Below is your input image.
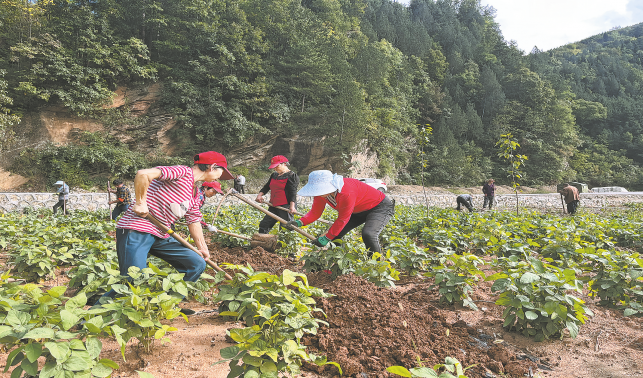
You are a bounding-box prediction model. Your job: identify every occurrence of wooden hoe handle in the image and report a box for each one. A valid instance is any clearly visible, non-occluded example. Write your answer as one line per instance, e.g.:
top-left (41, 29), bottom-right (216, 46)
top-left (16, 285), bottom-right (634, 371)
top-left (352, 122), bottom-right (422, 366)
top-left (265, 202), bottom-right (333, 225)
top-left (231, 192), bottom-right (317, 240)
top-left (144, 214), bottom-right (233, 280)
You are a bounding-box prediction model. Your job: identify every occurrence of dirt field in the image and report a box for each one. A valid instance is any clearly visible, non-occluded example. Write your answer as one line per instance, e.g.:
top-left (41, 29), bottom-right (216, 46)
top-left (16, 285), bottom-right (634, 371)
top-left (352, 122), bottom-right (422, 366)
top-left (0, 243), bottom-right (640, 378)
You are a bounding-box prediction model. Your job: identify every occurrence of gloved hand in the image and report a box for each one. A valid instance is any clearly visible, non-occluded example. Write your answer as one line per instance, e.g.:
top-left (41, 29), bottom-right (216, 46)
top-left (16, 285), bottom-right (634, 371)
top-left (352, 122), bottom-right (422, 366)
top-left (312, 235), bottom-right (330, 247)
top-left (284, 220), bottom-right (303, 230)
top-left (206, 224), bottom-right (218, 233)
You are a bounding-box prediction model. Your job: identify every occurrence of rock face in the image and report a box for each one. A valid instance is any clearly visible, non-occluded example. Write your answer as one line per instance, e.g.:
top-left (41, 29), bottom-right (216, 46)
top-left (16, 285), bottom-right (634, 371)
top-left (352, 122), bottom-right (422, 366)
top-left (1, 83), bottom-right (352, 181)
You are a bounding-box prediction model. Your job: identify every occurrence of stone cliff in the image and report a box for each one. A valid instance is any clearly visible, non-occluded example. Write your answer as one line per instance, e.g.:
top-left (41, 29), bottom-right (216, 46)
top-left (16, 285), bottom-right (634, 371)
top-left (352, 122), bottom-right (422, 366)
top-left (1, 83), bottom-right (380, 189)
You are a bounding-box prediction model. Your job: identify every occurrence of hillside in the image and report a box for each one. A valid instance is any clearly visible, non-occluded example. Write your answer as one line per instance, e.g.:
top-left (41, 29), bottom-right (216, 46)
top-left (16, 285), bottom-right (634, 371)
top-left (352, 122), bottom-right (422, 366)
top-left (0, 0), bottom-right (642, 190)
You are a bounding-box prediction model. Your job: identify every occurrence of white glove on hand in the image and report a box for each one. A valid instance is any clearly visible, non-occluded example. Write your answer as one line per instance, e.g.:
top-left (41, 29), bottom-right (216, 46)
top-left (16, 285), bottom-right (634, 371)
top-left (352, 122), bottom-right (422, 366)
top-left (206, 224), bottom-right (218, 233)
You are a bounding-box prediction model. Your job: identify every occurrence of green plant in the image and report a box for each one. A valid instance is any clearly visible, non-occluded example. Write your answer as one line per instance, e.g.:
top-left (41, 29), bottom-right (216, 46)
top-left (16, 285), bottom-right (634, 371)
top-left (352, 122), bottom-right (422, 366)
top-left (214, 265), bottom-right (341, 377)
top-left (488, 257), bottom-right (593, 341)
top-left (387, 356), bottom-right (474, 378)
top-left (425, 251), bottom-right (485, 310)
top-left (496, 133), bottom-right (528, 215)
top-left (301, 239), bottom-right (399, 287)
top-left (99, 265), bottom-right (202, 357)
top-left (0, 274), bottom-right (119, 377)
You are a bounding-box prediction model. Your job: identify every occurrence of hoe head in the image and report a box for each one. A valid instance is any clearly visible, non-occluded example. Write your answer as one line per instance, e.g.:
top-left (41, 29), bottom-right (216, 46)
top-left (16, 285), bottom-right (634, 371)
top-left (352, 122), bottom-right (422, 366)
top-left (250, 233), bottom-right (279, 252)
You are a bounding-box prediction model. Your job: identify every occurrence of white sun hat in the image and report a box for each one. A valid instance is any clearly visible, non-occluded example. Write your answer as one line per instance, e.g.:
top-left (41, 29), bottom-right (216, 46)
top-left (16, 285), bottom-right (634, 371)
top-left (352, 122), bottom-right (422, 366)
top-left (298, 170), bottom-right (345, 197)
top-left (54, 181), bottom-right (65, 185)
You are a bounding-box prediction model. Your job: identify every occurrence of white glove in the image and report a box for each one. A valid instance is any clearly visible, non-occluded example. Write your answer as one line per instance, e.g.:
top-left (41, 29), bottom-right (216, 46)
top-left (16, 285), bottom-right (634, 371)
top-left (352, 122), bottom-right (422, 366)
top-left (206, 224), bottom-right (218, 233)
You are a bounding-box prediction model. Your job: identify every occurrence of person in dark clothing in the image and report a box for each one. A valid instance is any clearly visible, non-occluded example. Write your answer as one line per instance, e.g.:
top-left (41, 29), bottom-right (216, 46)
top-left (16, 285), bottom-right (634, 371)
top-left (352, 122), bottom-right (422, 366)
top-left (108, 179), bottom-right (132, 220)
top-left (255, 155), bottom-right (299, 233)
top-left (482, 179), bottom-right (495, 209)
top-left (53, 181), bottom-right (69, 215)
top-left (286, 170), bottom-right (395, 257)
top-left (456, 194), bottom-right (474, 212)
top-left (559, 183), bottom-right (580, 215)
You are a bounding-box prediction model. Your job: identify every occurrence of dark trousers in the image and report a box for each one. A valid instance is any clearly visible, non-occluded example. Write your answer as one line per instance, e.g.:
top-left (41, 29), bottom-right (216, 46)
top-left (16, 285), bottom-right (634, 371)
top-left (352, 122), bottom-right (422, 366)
top-left (483, 195), bottom-right (494, 209)
top-left (332, 196), bottom-right (395, 255)
top-left (53, 200), bottom-right (67, 215)
top-left (456, 197), bottom-right (473, 212)
top-left (567, 200), bottom-right (580, 215)
top-left (111, 204), bottom-right (129, 220)
top-left (258, 206), bottom-right (294, 233)
top-left (238, 185), bottom-right (245, 194)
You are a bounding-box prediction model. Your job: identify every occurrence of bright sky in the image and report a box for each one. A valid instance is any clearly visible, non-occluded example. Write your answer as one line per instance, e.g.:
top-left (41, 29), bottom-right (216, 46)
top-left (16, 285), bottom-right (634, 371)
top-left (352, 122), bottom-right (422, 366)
top-left (479, 0), bottom-right (643, 52)
top-left (397, 0), bottom-right (643, 52)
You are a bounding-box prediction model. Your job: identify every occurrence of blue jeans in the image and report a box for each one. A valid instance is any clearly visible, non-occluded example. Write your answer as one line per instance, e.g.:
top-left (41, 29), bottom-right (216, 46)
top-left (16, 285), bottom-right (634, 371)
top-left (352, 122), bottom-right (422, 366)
top-left (95, 228), bottom-right (206, 304)
top-left (111, 204), bottom-right (129, 220)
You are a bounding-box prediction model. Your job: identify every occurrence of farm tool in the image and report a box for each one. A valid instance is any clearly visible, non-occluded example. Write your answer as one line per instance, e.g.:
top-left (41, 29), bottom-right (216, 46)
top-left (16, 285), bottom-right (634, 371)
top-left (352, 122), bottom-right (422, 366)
top-left (229, 190), bottom-right (317, 241)
top-left (263, 201), bottom-right (333, 225)
top-left (144, 213), bottom-right (232, 280)
top-left (204, 224), bottom-right (279, 253)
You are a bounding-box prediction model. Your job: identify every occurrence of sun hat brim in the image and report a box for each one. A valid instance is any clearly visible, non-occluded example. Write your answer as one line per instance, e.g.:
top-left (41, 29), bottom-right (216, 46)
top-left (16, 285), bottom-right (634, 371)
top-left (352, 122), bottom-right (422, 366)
top-left (297, 181), bottom-right (337, 197)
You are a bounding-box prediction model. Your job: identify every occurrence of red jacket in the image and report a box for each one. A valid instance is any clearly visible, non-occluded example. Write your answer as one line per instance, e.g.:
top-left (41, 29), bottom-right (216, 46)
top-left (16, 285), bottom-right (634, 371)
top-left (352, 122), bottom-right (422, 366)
top-left (300, 178), bottom-right (385, 239)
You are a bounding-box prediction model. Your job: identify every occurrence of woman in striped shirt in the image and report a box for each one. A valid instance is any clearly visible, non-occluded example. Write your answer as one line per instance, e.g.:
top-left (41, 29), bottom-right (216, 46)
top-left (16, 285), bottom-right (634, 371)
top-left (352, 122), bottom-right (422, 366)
top-left (95, 151), bottom-right (233, 308)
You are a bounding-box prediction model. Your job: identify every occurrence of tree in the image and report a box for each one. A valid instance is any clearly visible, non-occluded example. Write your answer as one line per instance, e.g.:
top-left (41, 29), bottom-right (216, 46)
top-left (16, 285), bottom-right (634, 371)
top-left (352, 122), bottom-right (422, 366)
top-left (496, 133), bottom-right (527, 215)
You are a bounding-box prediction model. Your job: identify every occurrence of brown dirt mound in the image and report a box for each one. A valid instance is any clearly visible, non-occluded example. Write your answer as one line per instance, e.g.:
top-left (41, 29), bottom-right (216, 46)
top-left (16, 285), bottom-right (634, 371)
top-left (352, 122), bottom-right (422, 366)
top-left (301, 274), bottom-right (534, 378)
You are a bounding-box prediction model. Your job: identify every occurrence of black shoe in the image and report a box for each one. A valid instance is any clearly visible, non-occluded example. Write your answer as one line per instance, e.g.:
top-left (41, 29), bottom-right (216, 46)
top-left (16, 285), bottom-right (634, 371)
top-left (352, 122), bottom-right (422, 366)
top-left (180, 308), bottom-right (196, 315)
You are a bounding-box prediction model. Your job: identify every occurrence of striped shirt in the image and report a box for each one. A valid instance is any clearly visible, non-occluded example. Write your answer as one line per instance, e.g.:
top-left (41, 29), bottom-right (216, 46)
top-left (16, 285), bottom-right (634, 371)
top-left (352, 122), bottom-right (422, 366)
top-left (116, 166), bottom-right (202, 238)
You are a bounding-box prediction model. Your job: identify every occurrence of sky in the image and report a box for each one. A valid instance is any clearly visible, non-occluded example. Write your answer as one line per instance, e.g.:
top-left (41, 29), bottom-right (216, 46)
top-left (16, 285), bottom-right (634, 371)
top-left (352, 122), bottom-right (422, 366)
top-left (398, 0), bottom-right (643, 52)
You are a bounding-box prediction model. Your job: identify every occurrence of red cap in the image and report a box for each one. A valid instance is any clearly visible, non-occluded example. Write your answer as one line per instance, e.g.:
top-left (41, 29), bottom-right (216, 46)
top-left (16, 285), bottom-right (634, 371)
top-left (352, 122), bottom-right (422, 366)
top-left (202, 181), bottom-right (223, 194)
top-left (193, 151), bottom-right (234, 180)
top-left (268, 155), bottom-right (289, 169)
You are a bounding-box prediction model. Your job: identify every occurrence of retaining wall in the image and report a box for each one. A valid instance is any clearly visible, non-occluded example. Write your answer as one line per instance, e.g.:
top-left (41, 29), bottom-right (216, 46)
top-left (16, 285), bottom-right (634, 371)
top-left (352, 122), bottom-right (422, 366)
top-left (2, 191), bottom-right (643, 213)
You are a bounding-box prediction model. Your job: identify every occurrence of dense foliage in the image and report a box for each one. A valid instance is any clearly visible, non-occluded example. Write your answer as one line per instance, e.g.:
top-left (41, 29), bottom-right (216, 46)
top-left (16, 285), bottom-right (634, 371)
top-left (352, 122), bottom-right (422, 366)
top-left (1, 0), bottom-right (643, 188)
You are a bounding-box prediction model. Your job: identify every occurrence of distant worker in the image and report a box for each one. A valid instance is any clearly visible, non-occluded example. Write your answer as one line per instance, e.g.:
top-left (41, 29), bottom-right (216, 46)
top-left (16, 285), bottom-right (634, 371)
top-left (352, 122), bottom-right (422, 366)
top-left (198, 181), bottom-right (223, 232)
top-left (53, 180), bottom-right (69, 215)
top-left (108, 179), bottom-right (132, 220)
top-left (482, 179), bottom-right (495, 210)
top-left (236, 174), bottom-right (246, 194)
top-left (559, 183), bottom-right (580, 215)
top-left (95, 151), bottom-right (234, 309)
top-left (456, 194), bottom-right (474, 212)
top-left (287, 170), bottom-right (395, 257)
top-left (255, 155), bottom-right (299, 234)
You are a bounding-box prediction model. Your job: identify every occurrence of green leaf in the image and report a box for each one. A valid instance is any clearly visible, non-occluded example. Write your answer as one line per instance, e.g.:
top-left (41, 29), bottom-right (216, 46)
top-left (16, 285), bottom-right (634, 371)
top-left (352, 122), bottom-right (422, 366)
top-left (282, 270), bottom-right (297, 286)
top-left (220, 346), bottom-right (239, 359)
top-left (624, 308), bottom-right (638, 317)
top-left (24, 343), bottom-right (42, 363)
top-left (21, 357), bottom-right (38, 376)
top-left (386, 366), bottom-right (413, 377)
top-left (24, 327), bottom-right (55, 340)
top-left (525, 311), bottom-right (538, 320)
top-left (86, 338), bottom-right (102, 359)
top-left (410, 367), bottom-right (439, 377)
top-left (260, 361), bottom-right (277, 373)
top-left (520, 272), bottom-right (540, 284)
top-left (136, 372), bottom-right (155, 378)
top-left (91, 362), bottom-right (114, 378)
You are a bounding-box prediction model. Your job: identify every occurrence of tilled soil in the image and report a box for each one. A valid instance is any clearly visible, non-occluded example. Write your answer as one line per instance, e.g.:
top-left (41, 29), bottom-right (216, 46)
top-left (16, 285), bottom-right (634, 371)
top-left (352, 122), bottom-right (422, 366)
top-left (1, 243), bottom-right (643, 377)
top-left (301, 274), bottom-right (535, 378)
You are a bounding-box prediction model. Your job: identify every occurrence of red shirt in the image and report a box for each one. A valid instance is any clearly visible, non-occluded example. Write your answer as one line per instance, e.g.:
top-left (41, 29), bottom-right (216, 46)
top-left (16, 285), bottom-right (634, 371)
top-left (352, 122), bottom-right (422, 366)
top-left (117, 166), bottom-right (203, 238)
top-left (299, 178), bottom-right (385, 239)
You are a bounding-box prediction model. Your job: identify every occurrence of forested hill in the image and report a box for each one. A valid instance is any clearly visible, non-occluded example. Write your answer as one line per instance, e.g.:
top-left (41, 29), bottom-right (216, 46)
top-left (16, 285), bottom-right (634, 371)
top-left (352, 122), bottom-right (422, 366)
top-left (0, 0), bottom-right (642, 189)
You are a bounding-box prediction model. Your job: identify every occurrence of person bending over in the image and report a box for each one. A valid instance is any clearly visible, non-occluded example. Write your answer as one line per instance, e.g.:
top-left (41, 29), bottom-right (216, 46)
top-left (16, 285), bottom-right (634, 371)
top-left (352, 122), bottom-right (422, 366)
top-left (95, 151), bottom-right (234, 308)
top-left (287, 170), bottom-right (395, 257)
